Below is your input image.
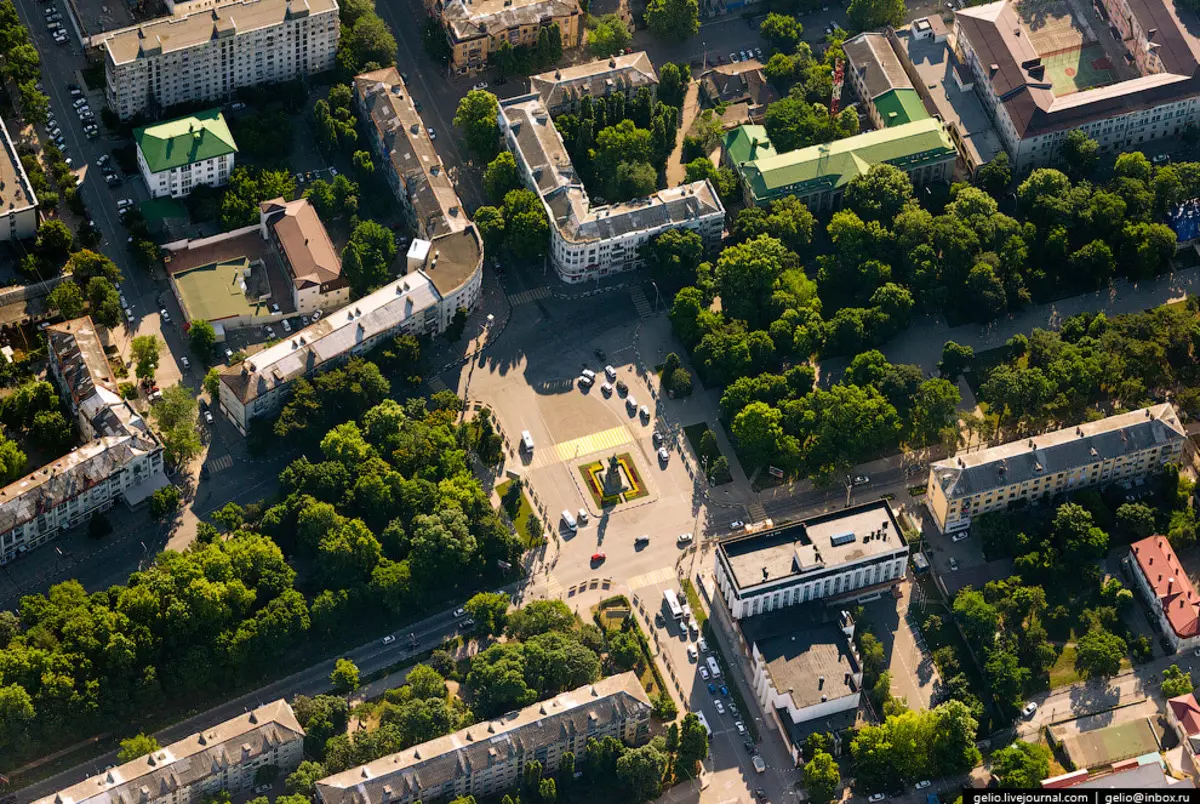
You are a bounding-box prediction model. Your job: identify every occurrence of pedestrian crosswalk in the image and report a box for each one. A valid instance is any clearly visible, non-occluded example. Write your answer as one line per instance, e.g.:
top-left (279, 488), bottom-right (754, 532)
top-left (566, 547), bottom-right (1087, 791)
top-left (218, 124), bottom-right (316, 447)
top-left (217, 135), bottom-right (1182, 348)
top-left (208, 454), bottom-right (234, 474)
top-left (427, 376), bottom-right (449, 394)
top-left (508, 287), bottom-right (551, 306)
top-left (553, 425), bottom-right (634, 463)
top-left (630, 287), bottom-right (652, 318)
top-left (626, 565), bottom-right (677, 591)
top-left (747, 501), bottom-right (767, 522)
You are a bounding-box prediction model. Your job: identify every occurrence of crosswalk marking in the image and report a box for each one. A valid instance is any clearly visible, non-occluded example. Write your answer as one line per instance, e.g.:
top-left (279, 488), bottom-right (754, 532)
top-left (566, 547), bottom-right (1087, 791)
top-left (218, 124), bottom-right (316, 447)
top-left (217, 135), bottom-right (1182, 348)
top-left (553, 425), bottom-right (634, 463)
top-left (630, 287), bottom-right (652, 318)
top-left (748, 501), bottom-right (767, 521)
top-left (508, 287), bottom-right (551, 305)
top-left (626, 565), bottom-right (677, 590)
top-left (427, 376), bottom-right (449, 394)
top-left (207, 454), bottom-right (234, 474)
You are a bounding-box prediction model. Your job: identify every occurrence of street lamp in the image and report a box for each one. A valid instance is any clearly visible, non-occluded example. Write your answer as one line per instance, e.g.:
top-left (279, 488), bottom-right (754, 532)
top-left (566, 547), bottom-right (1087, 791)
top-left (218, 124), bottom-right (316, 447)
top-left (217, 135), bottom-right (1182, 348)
top-left (650, 280), bottom-right (663, 313)
top-left (702, 41), bottom-right (708, 70)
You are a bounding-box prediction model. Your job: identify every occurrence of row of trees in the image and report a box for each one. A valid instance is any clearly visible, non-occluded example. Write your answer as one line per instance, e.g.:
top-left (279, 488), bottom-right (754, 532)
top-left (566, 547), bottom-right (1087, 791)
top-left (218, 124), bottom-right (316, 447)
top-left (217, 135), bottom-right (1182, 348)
top-left (849, 701), bottom-right (981, 793)
top-left (45, 250), bottom-right (125, 329)
top-left (334, 0), bottom-right (397, 77)
top-left (0, 0), bottom-right (51, 129)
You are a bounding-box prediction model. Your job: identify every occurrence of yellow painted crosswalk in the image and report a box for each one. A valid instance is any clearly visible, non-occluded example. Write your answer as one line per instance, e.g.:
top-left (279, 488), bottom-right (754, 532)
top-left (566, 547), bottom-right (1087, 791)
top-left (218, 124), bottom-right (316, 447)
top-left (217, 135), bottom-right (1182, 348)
top-left (626, 565), bottom-right (677, 590)
top-left (554, 425), bottom-right (634, 463)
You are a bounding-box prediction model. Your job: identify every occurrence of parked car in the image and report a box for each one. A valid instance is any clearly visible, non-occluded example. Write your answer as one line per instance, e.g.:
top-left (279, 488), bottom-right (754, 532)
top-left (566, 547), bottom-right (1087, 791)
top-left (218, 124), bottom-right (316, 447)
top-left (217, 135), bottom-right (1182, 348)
top-left (658, 447), bottom-right (669, 463)
top-left (1022, 701), bottom-right (1038, 717)
top-left (590, 552), bottom-right (606, 563)
top-left (634, 534), bottom-right (649, 547)
top-left (951, 531), bottom-right (969, 542)
top-left (382, 634), bottom-right (397, 645)
top-left (473, 81), bottom-right (489, 90)
top-left (700, 666), bottom-right (709, 680)
top-left (734, 721), bottom-right (746, 735)
top-left (180, 355), bottom-right (190, 369)
top-left (948, 557), bottom-right (959, 571)
top-left (160, 308), bottom-right (170, 323)
top-left (677, 532), bottom-right (693, 544)
top-left (730, 520), bottom-right (745, 530)
top-left (427, 127), bottom-right (436, 140)
top-left (714, 700), bottom-right (725, 714)
top-left (868, 794), bottom-right (887, 803)
top-left (204, 411), bottom-right (214, 425)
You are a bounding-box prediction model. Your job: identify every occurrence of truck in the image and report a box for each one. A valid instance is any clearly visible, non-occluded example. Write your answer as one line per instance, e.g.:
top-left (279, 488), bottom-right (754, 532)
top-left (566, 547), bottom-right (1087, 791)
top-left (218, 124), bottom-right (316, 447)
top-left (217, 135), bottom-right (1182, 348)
top-left (752, 755), bottom-right (766, 773)
top-left (707, 656), bottom-right (722, 678)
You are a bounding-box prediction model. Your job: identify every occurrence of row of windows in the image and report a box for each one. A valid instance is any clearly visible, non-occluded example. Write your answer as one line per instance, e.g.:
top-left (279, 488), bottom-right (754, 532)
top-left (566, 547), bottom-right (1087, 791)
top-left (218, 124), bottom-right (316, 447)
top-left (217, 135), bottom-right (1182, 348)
top-left (736, 559), bottom-right (904, 617)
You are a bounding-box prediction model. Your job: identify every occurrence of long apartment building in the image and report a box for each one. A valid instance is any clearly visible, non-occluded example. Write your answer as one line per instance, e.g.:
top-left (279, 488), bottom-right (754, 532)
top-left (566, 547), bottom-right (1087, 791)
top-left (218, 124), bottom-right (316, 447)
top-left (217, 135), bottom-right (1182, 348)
top-left (529, 52), bottom-right (658, 115)
top-left (352, 67), bottom-right (483, 325)
top-left (426, 0), bottom-right (582, 75)
top-left (1128, 534), bottom-right (1200, 653)
top-left (1, 317), bottom-right (166, 566)
top-left (713, 500), bottom-right (910, 621)
top-left (34, 701), bottom-right (305, 804)
top-left (500, 93), bottom-right (725, 283)
top-left (953, 0), bottom-right (1200, 170)
top-left (92, 0), bottom-right (340, 120)
top-left (315, 674), bottom-right (651, 804)
top-left (0, 115), bottom-right (38, 241)
top-left (927, 404), bottom-right (1187, 533)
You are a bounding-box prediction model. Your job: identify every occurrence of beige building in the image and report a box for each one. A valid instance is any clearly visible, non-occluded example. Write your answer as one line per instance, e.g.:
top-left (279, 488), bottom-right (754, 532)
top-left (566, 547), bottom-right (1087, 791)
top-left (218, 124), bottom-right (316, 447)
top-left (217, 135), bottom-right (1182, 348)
top-left (530, 52), bottom-right (658, 115)
top-left (0, 115), bottom-right (39, 241)
top-left (260, 197), bottom-right (348, 315)
top-left (92, 0), bottom-right (340, 120)
top-left (34, 701), bottom-right (305, 804)
top-left (426, 0), bottom-right (582, 75)
top-left (315, 674), bottom-right (651, 804)
top-left (927, 404), bottom-right (1186, 533)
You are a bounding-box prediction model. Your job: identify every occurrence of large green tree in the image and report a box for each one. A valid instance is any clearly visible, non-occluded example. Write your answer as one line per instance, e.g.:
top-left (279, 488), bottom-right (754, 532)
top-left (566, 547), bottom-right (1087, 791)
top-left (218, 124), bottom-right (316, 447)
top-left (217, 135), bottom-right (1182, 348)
top-left (644, 0), bottom-right (698, 40)
top-left (454, 90), bottom-right (502, 160)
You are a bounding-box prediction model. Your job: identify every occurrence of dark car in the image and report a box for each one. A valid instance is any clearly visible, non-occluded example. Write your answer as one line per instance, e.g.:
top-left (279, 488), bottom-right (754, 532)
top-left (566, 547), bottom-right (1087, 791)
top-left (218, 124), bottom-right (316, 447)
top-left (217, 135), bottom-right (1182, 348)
top-left (743, 738), bottom-right (756, 753)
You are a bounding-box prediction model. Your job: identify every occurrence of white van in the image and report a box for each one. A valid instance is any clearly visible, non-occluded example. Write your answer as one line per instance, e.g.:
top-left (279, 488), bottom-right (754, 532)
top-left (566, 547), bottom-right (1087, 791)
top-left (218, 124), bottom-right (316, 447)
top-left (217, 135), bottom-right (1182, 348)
top-left (707, 656), bottom-right (721, 678)
top-left (561, 509), bottom-right (578, 531)
top-left (521, 430), bottom-right (534, 452)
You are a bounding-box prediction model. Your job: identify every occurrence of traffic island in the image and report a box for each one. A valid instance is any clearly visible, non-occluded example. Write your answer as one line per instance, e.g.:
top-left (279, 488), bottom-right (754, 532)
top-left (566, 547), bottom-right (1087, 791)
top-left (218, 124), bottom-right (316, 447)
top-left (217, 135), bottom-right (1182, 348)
top-left (579, 452), bottom-right (649, 507)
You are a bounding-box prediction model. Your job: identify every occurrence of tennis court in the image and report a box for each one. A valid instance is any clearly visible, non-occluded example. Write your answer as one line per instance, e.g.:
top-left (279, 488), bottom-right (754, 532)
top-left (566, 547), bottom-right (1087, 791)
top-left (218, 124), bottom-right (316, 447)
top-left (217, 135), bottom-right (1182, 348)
top-left (1043, 43), bottom-right (1119, 94)
top-left (1054, 718), bottom-right (1161, 769)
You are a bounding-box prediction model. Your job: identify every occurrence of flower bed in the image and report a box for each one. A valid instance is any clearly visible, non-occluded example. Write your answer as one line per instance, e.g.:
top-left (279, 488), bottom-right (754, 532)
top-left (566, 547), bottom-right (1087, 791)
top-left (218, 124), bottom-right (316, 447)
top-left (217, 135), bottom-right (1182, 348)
top-left (578, 452), bottom-right (648, 507)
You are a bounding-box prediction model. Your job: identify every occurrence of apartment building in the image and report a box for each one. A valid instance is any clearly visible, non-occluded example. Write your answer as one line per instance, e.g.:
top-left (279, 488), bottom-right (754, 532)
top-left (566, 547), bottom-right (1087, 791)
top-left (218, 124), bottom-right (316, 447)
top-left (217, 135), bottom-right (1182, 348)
top-left (352, 67), bottom-right (483, 328)
top-left (315, 674), bottom-right (651, 804)
top-left (93, 0), bottom-right (340, 120)
top-left (428, 0), bottom-right (582, 75)
top-left (927, 404), bottom-right (1187, 533)
top-left (0, 318), bottom-right (166, 566)
top-left (500, 93), bottom-right (725, 283)
top-left (953, 0), bottom-right (1200, 170)
top-left (34, 701), bottom-right (305, 804)
top-left (218, 270), bottom-right (443, 433)
top-left (843, 33), bottom-right (929, 130)
top-left (530, 52), bottom-right (658, 115)
top-left (260, 197), bottom-right (348, 315)
top-left (1129, 535), bottom-right (1200, 653)
top-left (713, 500), bottom-right (909, 621)
top-left (135, 109), bottom-right (238, 199)
top-left (698, 60), bottom-right (777, 122)
top-left (0, 115), bottom-right (38, 241)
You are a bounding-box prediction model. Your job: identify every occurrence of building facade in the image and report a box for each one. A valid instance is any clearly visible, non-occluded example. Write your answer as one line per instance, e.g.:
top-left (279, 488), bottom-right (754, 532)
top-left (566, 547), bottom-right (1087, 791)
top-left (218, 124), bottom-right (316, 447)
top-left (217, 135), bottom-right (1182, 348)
top-left (0, 115), bottom-right (38, 241)
top-left (135, 109), bottom-right (238, 199)
top-left (34, 701), bottom-right (305, 804)
top-left (927, 404), bottom-right (1187, 533)
top-left (93, 0), bottom-right (340, 120)
top-left (530, 52), bottom-right (658, 115)
top-left (259, 197), bottom-right (348, 314)
top-left (427, 0), bottom-right (582, 75)
top-left (315, 674), bottom-right (651, 804)
top-left (713, 501), bottom-right (909, 621)
top-left (1129, 535), bottom-right (1200, 653)
top-left (843, 32), bottom-right (929, 130)
top-left (500, 93), bottom-right (725, 283)
top-left (698, 60), bottom-right (777, 122)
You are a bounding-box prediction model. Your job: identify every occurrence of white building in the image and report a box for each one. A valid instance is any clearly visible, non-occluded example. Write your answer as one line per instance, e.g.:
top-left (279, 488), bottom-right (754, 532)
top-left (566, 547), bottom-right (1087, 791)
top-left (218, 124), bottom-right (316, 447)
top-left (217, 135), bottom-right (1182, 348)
top-left (0, 318), bottom-right (167, 567)
top-left (218, 270), bottom-right (443, 434)
top-left (259, 197), bottom-right (348, 315)
top-left (135, 110), bottom-right (237, 199)
top-left (927, 404), bottom-right (1187, 533)
top-left (1129, 534), bottom-right (1200, 654)
top-left (713, 500), bottom-right (909, 621)
top-left (316, 674), bottom-right (651, 804)
top-left (92, 0), bottom-right (340, 120)
top-left (499, 93), bottom-right (725, 284)
top-left (33, 701), bottom-right (305, 804)
top-left (0, 115), bottom-right (38, 241)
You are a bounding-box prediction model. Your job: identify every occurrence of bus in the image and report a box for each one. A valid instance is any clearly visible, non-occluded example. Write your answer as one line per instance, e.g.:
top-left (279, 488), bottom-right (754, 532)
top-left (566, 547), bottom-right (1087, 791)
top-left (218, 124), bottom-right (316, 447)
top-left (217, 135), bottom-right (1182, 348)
top-left (664, 589), bottom-right (683, 620)
top-left (694, 710), bottom-right (712, 737)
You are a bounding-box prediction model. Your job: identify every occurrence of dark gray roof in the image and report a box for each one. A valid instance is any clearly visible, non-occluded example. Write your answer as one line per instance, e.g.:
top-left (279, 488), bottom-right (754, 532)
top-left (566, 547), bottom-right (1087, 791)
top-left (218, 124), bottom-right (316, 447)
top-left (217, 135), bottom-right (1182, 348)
top-left (932, 404), bottom-right (1186, 500)
top-left (740, 609), bottom-right (859, 710)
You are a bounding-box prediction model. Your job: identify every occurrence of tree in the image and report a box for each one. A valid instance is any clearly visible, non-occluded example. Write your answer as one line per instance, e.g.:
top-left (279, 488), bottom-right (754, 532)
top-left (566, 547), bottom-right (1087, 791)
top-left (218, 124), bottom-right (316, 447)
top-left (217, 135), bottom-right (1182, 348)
top-left (844, 164), bottom-right (914, 225)
top-left (86, 277), bottom-right (123, 328)
top-left (644, 0), bottom-right (698, 41)
top-left (331, 658), bottom-right (360, 693)
top-left (715, 234), bottom-right (789, 326)
top-left (732, 401), bottom-right (783, 468)
top-left (847, 0), bottom-right (904, 29)
top-left (68, 249), bottom-right (123, 285)
top-left (465, 591), bottom-right (510, 635)
top-left (1074, 627), bottom-right (1126, 679)
top-left (484, 151), bottom-right (522, 202)
top-left (615, 743), bottom-right (667, 803)
top-left (47, 281), bottom-right (84, 319)
top-left (977, 152), bottom-right (1011, 195)
top-left (677, 712), bottom-right (709, 769)
top-left (761, 12), bottom-right (802, 52)
top-left (204, 368), bottom-right (221, 398)
top-left (422, 17), bottom-right (452, 65)
top-left (804, 750), bottom-right (840, 804)
top-left (650, 691), bottom-right (677, 720)
top-left (939, 341), bottom-right (974, 379)
top-left (149, 485), bottom-right (182, 519)
top-left (189, 319), bottom-right (217, 359)
top-left (117, 733), bottom-right (161, 762)
top-left (1163, 663), bottom-right (1194, 698)
top-left (507, 599), bottom-right (575, 639)
top-left (589, 14), bottom-right (632, 57)
top-left (18, 81), bottom-right (49, 127)
top-left (454, 90), bottom-right (501, 160)
top-left (1116, 502), bottom-right (1157, 540)
top-left (339, 14), bottom-right (397, 74)
top-left (36, 219), bottom-right (73, 261)
top-left (644, 228), bottom-right (704, 289)
top-left (1060, 129), bottom-right (1099, 177)
top-left (992, 741), bottom-right (1051, 788)
top-left (1052, 503), bottom-right (1109, 562)
top-left (132, 335), bottom-right (161, 381)
top-left (151, 386), bottom-right (203, 465)
top-left (32, 410), bottom-right (73, 452)
top-left (344, 220), bottom-right (398, 295)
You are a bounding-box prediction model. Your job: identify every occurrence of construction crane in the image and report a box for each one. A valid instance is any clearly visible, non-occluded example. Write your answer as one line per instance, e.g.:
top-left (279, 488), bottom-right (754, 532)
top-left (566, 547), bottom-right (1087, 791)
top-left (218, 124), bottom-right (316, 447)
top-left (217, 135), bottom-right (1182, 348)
top-left (830, 58), bottom-right (846, 116)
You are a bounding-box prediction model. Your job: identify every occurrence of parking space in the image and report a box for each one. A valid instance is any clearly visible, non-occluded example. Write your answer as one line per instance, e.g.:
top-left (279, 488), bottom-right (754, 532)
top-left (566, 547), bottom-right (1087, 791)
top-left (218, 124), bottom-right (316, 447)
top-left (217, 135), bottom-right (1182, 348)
top-left (862, 580), bottom-right (940, 710)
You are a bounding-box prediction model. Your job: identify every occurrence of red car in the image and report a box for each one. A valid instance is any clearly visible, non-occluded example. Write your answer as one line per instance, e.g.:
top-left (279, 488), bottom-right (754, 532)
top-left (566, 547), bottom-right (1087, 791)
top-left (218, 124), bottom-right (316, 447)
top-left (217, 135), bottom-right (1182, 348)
top-left (591, 552), bottom-right (606, 563)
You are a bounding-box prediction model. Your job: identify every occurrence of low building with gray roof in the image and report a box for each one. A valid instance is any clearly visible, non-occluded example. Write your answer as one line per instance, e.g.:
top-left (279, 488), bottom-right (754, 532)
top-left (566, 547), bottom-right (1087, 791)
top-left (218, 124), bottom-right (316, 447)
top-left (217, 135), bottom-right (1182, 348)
top-left (927, 403), bottom-right (1186, 533)
top-left (316, 673), bottom-right (650, 804)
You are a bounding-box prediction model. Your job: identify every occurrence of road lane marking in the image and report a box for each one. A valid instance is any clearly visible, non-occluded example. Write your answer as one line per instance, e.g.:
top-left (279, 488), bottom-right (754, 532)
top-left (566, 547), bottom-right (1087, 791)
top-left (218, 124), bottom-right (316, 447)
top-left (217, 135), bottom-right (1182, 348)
top-left (528, 425), bottom-right (635, 468)
top-left (626, 565), bottom-right (677, 590)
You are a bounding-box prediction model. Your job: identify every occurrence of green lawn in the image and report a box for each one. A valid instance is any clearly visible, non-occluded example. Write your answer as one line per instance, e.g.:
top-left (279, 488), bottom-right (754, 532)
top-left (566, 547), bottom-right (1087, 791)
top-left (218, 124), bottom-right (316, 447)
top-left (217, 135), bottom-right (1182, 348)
top-left (495, 480), bottom-right (538, 548)
top-left (1049, 645), bottom-right (1082, 688)
top-left (680, 579), bottom-right (707, 628)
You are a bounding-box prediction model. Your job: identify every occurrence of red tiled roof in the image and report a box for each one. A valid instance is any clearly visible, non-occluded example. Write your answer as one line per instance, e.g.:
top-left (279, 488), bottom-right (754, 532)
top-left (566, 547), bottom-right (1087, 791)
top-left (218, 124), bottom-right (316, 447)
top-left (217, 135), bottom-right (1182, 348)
top-left (1131, 535), bottom-right (1200, 639)
top-left (1170, 693), bottom-right (1200, 736)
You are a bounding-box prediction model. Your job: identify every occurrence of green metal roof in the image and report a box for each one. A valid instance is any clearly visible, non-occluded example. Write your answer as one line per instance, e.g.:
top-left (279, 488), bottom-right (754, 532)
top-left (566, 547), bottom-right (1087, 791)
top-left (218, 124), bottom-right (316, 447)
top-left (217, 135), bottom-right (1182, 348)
top-left (723, 124), bottom-right (778, 166)
top-left (872, 88), bottom-right (929, 128)
top-left (736, 118), bottom-right (956, 204)
top-left (134, 109), bottom-right (237, 174)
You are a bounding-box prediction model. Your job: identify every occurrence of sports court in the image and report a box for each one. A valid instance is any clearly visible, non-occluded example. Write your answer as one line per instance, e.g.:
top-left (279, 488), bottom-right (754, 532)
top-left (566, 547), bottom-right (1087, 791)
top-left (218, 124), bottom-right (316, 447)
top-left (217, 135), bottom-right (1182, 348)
top-left (1043, 44), bottom-right (1119, 93)
top-left (1052, 718), bottom-right (1161, 769)
top-left (1014, 0), bottom-right (1135, 95)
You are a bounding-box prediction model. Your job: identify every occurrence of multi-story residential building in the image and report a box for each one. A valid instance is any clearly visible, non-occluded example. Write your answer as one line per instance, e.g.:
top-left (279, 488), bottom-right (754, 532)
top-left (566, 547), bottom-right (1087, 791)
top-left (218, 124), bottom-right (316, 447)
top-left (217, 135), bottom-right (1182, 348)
top-left (927, 404), bottom-right (1187, 533)
top-left (1168, 693), bottom-right (1200, 769)
top-left (843, 32), bottom-right (930, 130)
top-left (0, 115), bottom-right (38, 241)
top-left (260, 197), bottom-right (348, 315)
top-left (34, 701), bottom-right (305, 804)
top-left (530, 52), bottom-right (658, 115)
top-left (218, 270), bottom-right (443, 434)
top-left (135, 109), bottom-right (237, 199)
top-left (713, 500), bottom-right (909, 621)
top-left (315, 674), bottom-right (651, 804)
top-left (698, 60), bottom-right (777, 122)
top-left (1128, 534), bottom-right (1200, 653)
top-left (499, 93), bottom-right (725, 283)
top-left (723, 118), bottom-right (956, 208)
top-left (352, 68), bottom-right (483, 329)
top-left (953, 0), bottom-right (1200, 171)
top-left (0, 318), bottom-right (166, 566)
top-left (426, 0), bottom-right (582, 75)
top-left (92, 0), bottom-right (340, 120)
